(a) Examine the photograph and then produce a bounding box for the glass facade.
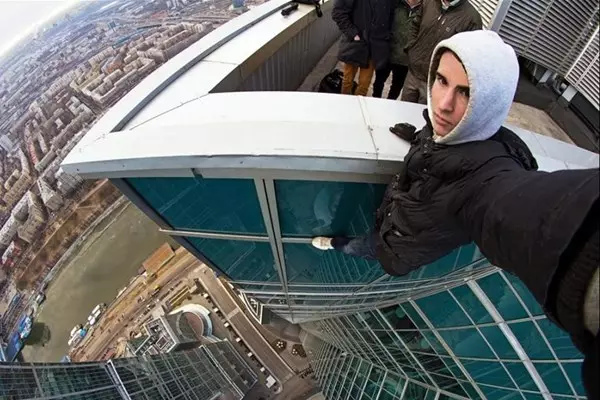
[0,342,256,400]
[124,176,491,323]
[118,175,586,398]
[302,270,585,399]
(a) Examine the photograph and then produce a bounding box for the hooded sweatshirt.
[426,30,520,145]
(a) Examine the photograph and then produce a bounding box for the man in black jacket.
[332,0,395,96]
[312,30,598,397]
[372,0,422,99]
[313,30,524,273]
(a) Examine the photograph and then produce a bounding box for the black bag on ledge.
[294,0,323,17]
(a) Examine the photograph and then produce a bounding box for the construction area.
[70,244,198,361]
[65,242,318,398]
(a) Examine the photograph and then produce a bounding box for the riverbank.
[21,203,174,362]
[41,196,129,287]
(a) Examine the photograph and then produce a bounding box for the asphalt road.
[196,265,294,384]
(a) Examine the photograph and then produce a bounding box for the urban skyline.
[0,0,81,57]
[0,0,259,348]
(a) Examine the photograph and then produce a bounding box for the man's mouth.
[434,112,451,127]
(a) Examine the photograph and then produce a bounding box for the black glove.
[389,123,417,142]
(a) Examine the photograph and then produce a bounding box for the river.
[21,202,174,362]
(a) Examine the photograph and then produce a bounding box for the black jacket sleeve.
[452,163,598,313]
[451,164,599,398]
[332,0,360,40]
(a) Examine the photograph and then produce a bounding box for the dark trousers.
[372,63,409,100]
[331,232,378,260]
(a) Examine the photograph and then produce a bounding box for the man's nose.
[439,90,455,112]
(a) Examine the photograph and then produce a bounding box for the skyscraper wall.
[301,268,587,399]
[0,342,256,400]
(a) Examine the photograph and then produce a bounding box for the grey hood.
[426,30,520,145]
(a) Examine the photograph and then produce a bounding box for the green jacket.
[407,0,482,80]
[389,0,422,66]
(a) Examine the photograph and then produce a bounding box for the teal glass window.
[438,327,494,358]
[283,243,383,284]
[400,303,428,330]
[420,331,448,355]
[461,360,515,387]
[413,244,481,279]
[364,367,386,398]
[479,326,518,359]
[440,357,468,381]
[127,177,266,234]
[509,321,553,360]
[477,273,528,320]
[416,292,471,328]
[413,352,447,376]
[430,372,465,393]
[537,318,583,359]
[274,180,385,237]
[456,382,480,399]
[504,272,544,316]
[504,362,538,391]
[534,363,572,395]
[478,386,521,400]
[561,362,585,396]
[450,285,493,324]
[403,382,428,398]
[186,238,278,282]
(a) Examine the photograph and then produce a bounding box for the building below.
[0,341,257,400]
[126,308,209,356]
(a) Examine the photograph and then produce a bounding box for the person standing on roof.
[332,0,395,96]
[312,30,599,397]
[400,0,481,104]
[373,0,422,99]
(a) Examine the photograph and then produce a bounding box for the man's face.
[430,51,469,137]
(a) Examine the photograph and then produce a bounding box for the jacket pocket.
[338,38,369,67]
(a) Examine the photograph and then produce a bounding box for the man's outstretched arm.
[451,162,599,398]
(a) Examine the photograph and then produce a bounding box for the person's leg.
[372,66,391,98]
[312,232,377,260]
[355,60,375,96]
[400,70,421,103]
[388,64,409,100]
[341,63,358,95]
